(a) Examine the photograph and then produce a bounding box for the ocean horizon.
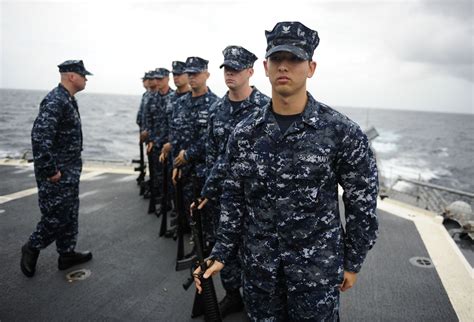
[1,88,473,194]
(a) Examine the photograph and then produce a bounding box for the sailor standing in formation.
[195,21,379,321]
[21,60,94,277]
[172,57,220,241]
[160,61,191,164]
[193,45,270,317]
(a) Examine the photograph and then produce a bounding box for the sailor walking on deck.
[21,60,93,277]
[195,22,379,321]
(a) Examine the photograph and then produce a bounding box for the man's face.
[173,73,189,87]
[263,51,316,97]
[148,78,158,90]
[188,71,209,91]
[156,77,169,90]
[223,66,253,91]
[72,73,87,92]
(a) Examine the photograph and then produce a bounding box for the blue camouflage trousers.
[29,163,82,254]
[243,265,340,321]
[209,202,242,292]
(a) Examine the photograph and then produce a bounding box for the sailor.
[21,60,93,277]
[194,45,270,317]
[172,56,219,246]
[195,22,379,321]
[136,71,151,134]
[159,61,192,228]
[160,61,191,164]
[146,68,174,157]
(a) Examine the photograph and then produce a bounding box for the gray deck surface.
[0,165,458,321]
[0,164,36,195]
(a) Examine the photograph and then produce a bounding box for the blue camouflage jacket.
[147,89,174,148]
[201,87,270,201]
[211,93,378,290]
[172,88,219,178]
[136,91,148,130]
[31,84,83,179]
[166,90,190,148]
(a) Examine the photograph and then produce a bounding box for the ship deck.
[0,160,471,321]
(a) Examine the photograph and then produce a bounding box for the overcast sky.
[1,0,473,114]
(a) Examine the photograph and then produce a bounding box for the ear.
[206,71,210,79]
[263,60,269,77]
[69,73,77,82]
[248,68,254,77]
[307,60,317,78]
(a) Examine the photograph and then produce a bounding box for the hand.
[172,168,181,186]
[340,271,357,292]
[146,142,153,154]
[174,150,187,167]
[190,198,208,212]
[194,260,225,294]
[159,143,171,163]
[140,130,148,143]
[159,153,166,163]
[48,171,61,183]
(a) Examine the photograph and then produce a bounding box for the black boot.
[164,227,176,238]
[58,251,93,270]
[20,242,40,277]
[219,290,244,318]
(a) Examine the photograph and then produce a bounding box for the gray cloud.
[420,0,473,20]
[392,0,473,82]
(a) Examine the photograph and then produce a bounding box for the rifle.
[174,173,186,265]
[147,148,157,215]
[182,203,222,322]
[132,135,146,190]
[159,158,169,235]
[174,172,198,271]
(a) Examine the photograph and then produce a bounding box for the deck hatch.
[409,256,434,268]
[66,269,92,281]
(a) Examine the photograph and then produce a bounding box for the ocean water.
[1,88,473,194]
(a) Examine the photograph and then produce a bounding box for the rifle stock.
[188,203,222,322]
[147,149,157,214]
[159,159,169,236]
[175,175,185,265]
[133,138,146,186]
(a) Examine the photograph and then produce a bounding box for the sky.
[1,0,473,114]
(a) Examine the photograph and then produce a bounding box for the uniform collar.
[254,92,321,142]
[190,87,213,103]
[256,92,320,129]
[57,83,76,103]
[224,86,260,114]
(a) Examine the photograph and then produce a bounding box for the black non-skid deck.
[0,165,458,321]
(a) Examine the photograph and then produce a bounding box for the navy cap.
[154,68,170,79]
[58,60,93,76]
[184,56,208,73]
[265,21,319,60]
[147,71,160,79]
[172,61,187,74]
[219,45,257,70]
[141,71,152,80]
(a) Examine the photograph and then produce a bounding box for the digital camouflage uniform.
[143,69,174,197]
[30,74,88,254]
[172,57,219,247]
[202,45,270,293]
[165,61,190,203]
[136,71,152,131]
[210,22,379,321]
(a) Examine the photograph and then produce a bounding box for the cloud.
[391,0,473,82]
